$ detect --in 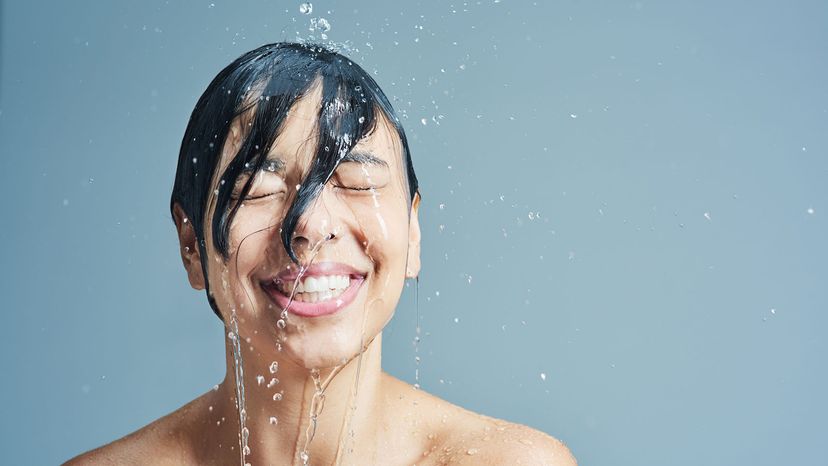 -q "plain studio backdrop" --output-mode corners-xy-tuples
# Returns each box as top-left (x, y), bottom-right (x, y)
(1, 1), (826, 465)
